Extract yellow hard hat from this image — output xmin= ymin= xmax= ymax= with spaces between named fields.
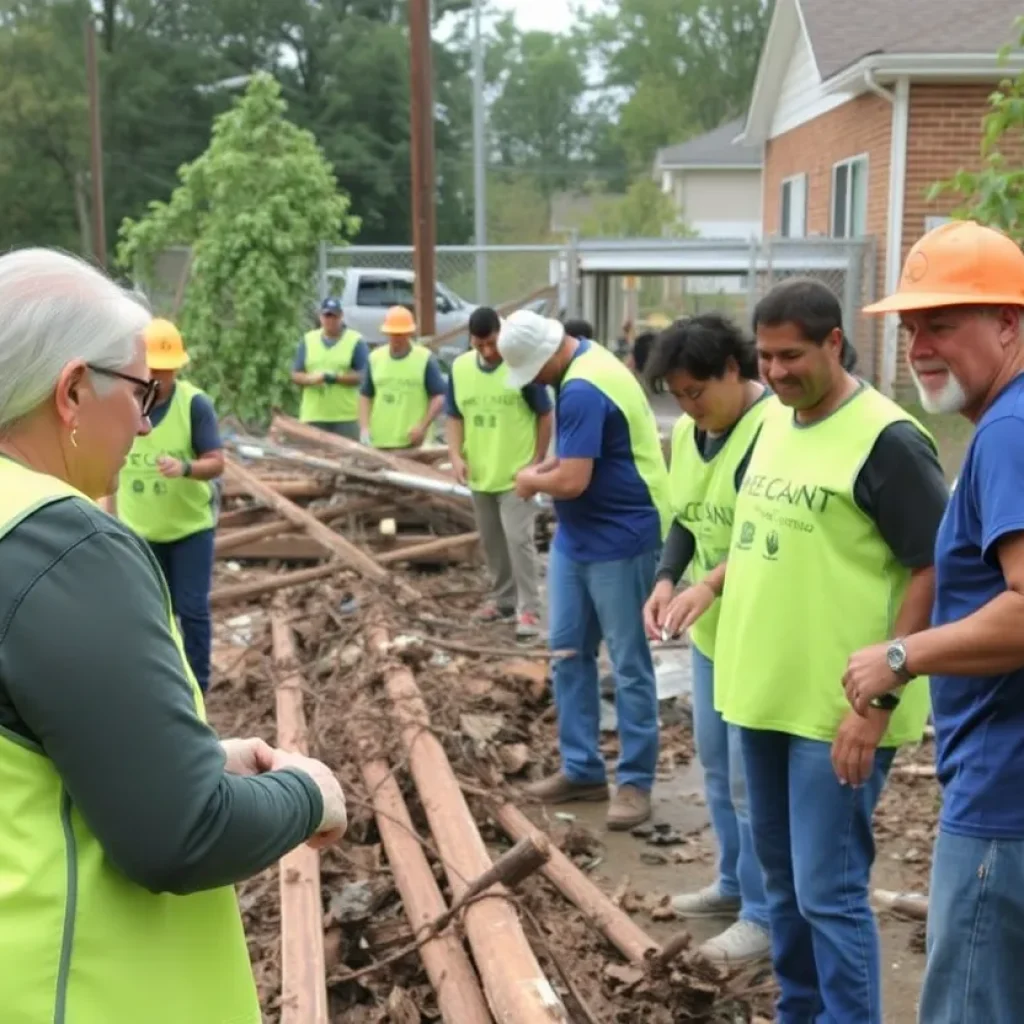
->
xmin=380 ymin=305 xmax=416 ymax=335
xmin=143 ymin=318 xmax=189 ymax=370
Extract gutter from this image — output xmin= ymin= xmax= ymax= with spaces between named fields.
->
xmin=864 ymin=70 xmax=910 ymax=396
xmin=824 ymin=52 xmax=1024 ymax=95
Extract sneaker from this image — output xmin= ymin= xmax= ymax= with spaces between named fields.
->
xmin=473 ymin=602 xmax=515 ymax=623
xmin=606 ymin=784 xmax=652 ymax=831
xmin=523 ymin=771 xmax=609 ymax=804
xmin=516 ymin=611 xmax=542 ymax=640
xmin=671 ymin=883 xmax=741 ymax=920
xmin=697 ymin=920 xmax=771 ymax=965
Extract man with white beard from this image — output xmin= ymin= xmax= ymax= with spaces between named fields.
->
xmin=844 ymin=219 xmax=1024 ymax=1023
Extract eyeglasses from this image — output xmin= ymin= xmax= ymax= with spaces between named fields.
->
xmin=87 ymin=365 xmax=161 ymax=417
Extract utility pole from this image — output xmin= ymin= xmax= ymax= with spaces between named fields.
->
xmin=85 ymin=17 xmax=107 ymax=269
xmin=408 ymin=0 xmax=437 ymax=338
xmin=471 ymin=0 xmax=487 ymax=304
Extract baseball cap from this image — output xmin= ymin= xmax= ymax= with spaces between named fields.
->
xmin=864 ymin=220 xmax=1024 ymax=315
xmin=498 ymin=309 xmax=564 ymax=388
xmin=321 ymin=297 xmax=342 ymax=315
xmin=143 ymin=318 xmax=189 ymax=371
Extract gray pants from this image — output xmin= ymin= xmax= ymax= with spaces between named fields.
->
xmin=309 ymin=420 xmax=360 ymax=441
xmin=471 ymin=490 xmax=541 ymax=615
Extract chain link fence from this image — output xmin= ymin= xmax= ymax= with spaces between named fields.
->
xmin=135 ymin=236 xmax=879 ymax=382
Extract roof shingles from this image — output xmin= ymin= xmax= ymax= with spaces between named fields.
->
xmin=656 ymin=118 xmax=762 ymax=169
xmin=799 ymin=0 xmax=1021 ymax=80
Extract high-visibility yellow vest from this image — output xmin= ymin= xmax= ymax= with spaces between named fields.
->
xmin=369 ymin=344 xmax=431 ymax=449
xmin=0 ymin=458 xmax=260 ymax=1024
xmin=451 ymin=352 xmax=537 ymax=492
xmin=299 ymin=328 xmax=362 ymax=423
xmin=117 ymin=380 xmax=216 ymax=543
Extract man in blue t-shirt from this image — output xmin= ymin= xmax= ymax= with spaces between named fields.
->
xmin=498 ymin=309 xmax=668 ymax=831
xmin=847 ymin=220 xmax=1024 ymax=1022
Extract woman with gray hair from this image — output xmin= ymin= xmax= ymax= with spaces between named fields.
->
xmin=0 ymin=248 xmax=348 ymax=1022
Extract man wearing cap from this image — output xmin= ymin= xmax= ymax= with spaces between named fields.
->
xmin=115 ymin=319 xmax=224 ymax=692
xmin=292 ymin=298 xmax=368 ymax=441
xmin=446 ymin=305 xmax=553 ymax=638
xmin=843 ymin=220 xmax=1024 ymax=1023
xmin=498 ymin=309 xmax=671 ymax=830
xmin=359 ymin=305 xmax=447 ymax=450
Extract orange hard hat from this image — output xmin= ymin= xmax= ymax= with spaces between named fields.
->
xmin=380 ymin=305 xmax=416 ymax=335
xmin=143 ymin=318 xmax=189 ymax=370
xmin=864 ymin=220 xmax=1024 ymax=315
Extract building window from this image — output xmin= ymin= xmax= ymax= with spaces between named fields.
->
xmin=831 ymin=155 xmax=868 ymax=238
xmin=780 ymin=174 xmax=807 ymax=238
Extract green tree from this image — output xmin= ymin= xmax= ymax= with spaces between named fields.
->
xmin=580 ymin=176 xmax=691 ymax=237
xmin=117 ymin=73 xmax=358 ymax=424
xmin=583 ymin=0 xmax=770 ymax=169
xmin=928 ymin=16 xmax=1024 ymax=241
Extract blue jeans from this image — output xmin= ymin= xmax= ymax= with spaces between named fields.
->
xmin=919 ymin=830 xmax=1024 ymax=1023
xmin=548 ymin=546 xmax=659 ymax=790
xmin=740 ymin=729 xmax=894 ymax=1024
xmin=149 ymin=528 xmax=215 ymax=692
xmin=691 ymin=647 xmax=769 ymax=928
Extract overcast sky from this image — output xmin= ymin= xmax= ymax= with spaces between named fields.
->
xmin=485 ymin=0 xmax=602 ymax=34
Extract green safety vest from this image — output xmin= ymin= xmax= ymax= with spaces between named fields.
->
xmin=369 ymin=344 xmax=431 ymax=449
xmin=669 ymin=395 xmax=767 ymax=660
xmin=452 ymin=352 xmax=538 ymax=492
xmin=0 ymin=459 xmax=259 ymax=1024
xmin=117 ymin=380 xmax=216 ymax=543
xmin=299 ymin=328 xmax=362 ymax=424
xmin=562 ymin=343 xmax=672 ymax=537
xmin=713 ymin=388 xmax=931 ymax=746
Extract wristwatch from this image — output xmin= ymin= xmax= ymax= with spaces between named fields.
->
xmin=885 ymin=638 xmax=914 ymax=682
xmin=181 ymin=459 xmax=193 ymax=478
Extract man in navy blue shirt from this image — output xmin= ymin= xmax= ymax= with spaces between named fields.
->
xmin=847 ymin=220 xmax=1024 ymax=1022
xmin=499 ymin=310 xmax=671 ymax=830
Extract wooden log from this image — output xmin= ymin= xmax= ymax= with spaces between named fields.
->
xmin=873 ymin=889 xmax=928 ymax=920
xmin=216 ymin=497 xmax=391 ymax=554
xmin=211 ymin=563 xmax=344 ymax=608
xmin=457 ymin=834 xmax=550 ymax=901
xmin=217 ymin=505 xmax=272 ymax=530
xmin=352 ymin=721 xmax=493 ymax=1024
xmin=894 ymin=763 xmax=936 ymax=778
xmin=223 ymin=456 xmax=388 ymax=582
xmin=222 ymin=477 xmax=330 ymax=500
xmin=376 ymin=531 xmax=480 ymax=565
xmin=371 ymin=627 xmax=568 ymax=1023
xmin=491 ymin=802 xmax=659 ymax=964
xmin=271 ymin=617 xmax=329 ymax=1024
xmin=218 ymin=533 xmax=476 ymax=565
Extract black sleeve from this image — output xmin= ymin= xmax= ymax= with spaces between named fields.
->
xmin=853 ymin=421 xmax=949 ymax=569
xmin=655 ymin=520 xmax=696 ymax=585
xmin=0 ymin=501 xmax=322 ymax=895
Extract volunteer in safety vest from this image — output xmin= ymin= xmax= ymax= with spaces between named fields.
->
xmin=292 ymin=297 xmax=368 ymax=440
xmin=664 ymin=278 xmax=948 ymax=1023
xmin=641 ymin=314 xmax=770 ymax=967
xmin=115 ymin=319 xmax=222 ymax=692
xmin=358 ymin=305 xmax=446 ymax=450
xmin=498 ymin=309 xmax=671 ymax=831
xmin=0 ymin=247 xmax=347 ymax=1024
xmin=446 ymin=306 xmax=553 ymax=639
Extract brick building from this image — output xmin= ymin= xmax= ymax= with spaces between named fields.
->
xmin=739 ymin=0 xmax=1023 ymax=392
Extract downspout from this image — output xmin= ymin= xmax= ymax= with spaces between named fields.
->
xmin=864 ymin=70 xmax=910 ymax=396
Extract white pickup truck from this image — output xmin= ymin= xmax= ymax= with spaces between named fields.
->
xmin=323 ymin=266 xmax=477 ymax=364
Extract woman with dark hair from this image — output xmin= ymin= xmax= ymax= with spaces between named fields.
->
xmin=642 ymin=313 xmax=771 ymax=964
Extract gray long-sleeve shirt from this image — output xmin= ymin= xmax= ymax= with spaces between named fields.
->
xmin=0 ymin=493 xmax=322 ymax=895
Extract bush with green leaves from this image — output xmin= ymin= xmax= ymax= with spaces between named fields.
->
xmin=929 ymin=16 xmax=1024 ymax=242
xmin=118 ymin=73 xmax=359 ymax=425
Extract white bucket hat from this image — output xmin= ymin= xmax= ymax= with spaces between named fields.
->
xmin=498 ymin=309 xmax=565 ymax=388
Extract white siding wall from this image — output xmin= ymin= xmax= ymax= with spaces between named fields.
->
xmin=681 ymin=169 xmax=762 ymax=224
xmin=769 ymin=22 xmax=854 ymax=138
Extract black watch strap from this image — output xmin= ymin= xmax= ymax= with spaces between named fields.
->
xmin=869 ymin=692 xmax=901 ymax=711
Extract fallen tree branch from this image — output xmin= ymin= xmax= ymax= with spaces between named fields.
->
xmin=393 ymin=633 xmax=573 ymax=661
xmin=872 ymin=889 xmax=928 ymax=920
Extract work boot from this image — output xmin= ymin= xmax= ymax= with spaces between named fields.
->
xmin=523 ymin=771 xmax=609 ymax=804
xmin=516 ymin=611 xmax=542 ymax=640
xmin=606 ymin=785 xmax=651 ymax=830
xmin=671 ymin=883 xmax=741 ymax=919
xmin=697 ymin=920 xmax=771 ymax=965
xmin=473 ymin=602 xmax=515 ymax=624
